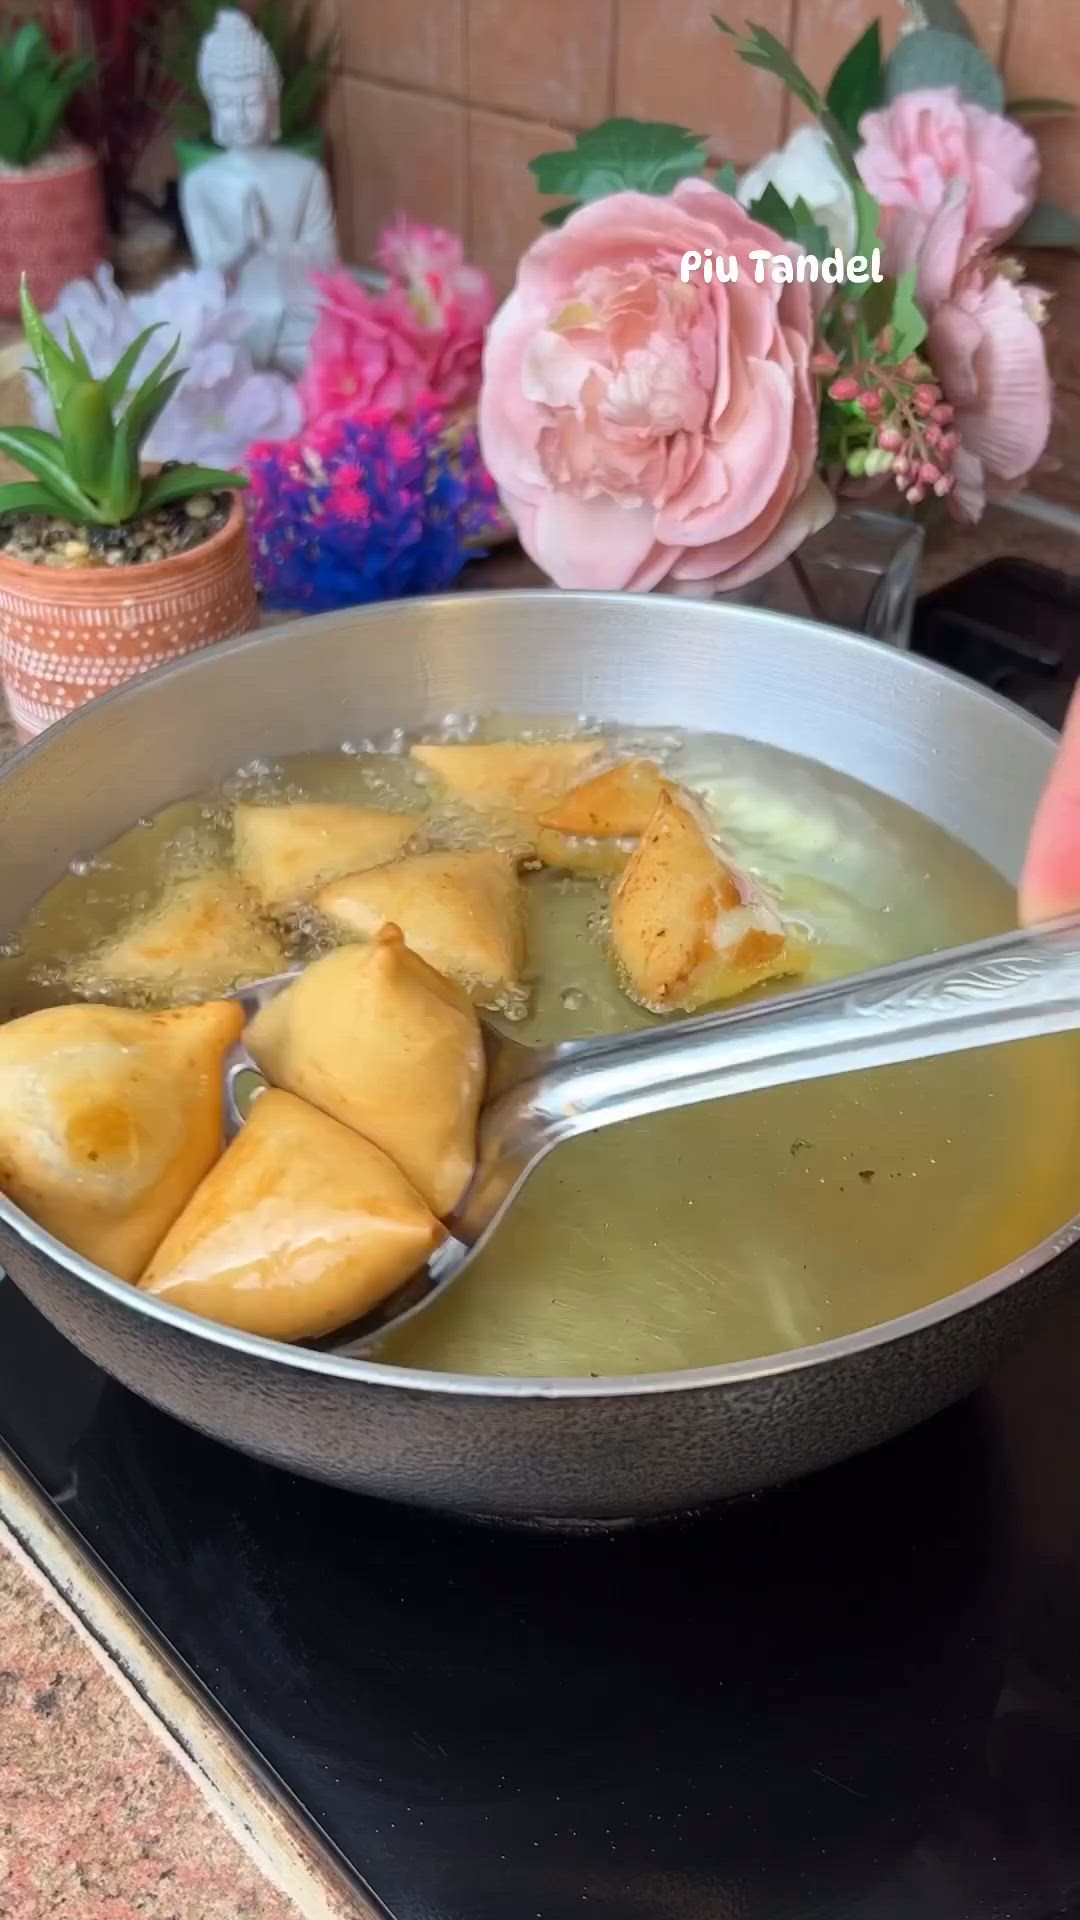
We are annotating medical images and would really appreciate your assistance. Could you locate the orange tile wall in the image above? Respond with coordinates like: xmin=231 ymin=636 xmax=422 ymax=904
xmin=321 ymin=0 xmax=1080 ymax=293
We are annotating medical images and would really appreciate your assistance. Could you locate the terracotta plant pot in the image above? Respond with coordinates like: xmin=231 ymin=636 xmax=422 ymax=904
xmin=0 ymin=496 xmax=259 ymax=743
xmin=0 ymin=142 xmax=107 ymax=318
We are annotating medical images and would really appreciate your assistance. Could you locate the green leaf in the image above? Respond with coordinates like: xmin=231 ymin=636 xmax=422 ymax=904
xmin=747 ymin=179 xmax=798 ymax=239
xmin=138 ymin=465 xmax=248 ymax=514
xmin=859 ymin=273 xmax=897 ymax=342
xmin=19 ymin=279 xmax=79 ymax=416
xmin=103 ymin=326 xmax=165 ymax=408
xmin=0 ymin=480 xmax=74 ymax=519
xmin=1006 ymin=96 xmax=1077 ymax=117
xmin=712 ymin=15 xmax=858 ymax=175
xmin=108 ymin=366 xmax=184 ymax=521
xmin=0 ymin=89 xmax=32 ymax=166
xmin=538 ymin=201 xmax=579 ymax=228
xmin=852 ymin=178 xmax=882 ymax=262
xmin=64 ymin=323 xmax=92 ymax=382
xmin=907 ymin=0 xmax=975 ymax=39
xmin=1012 ymin=200 xmax=1080 ymax=248
xmin=790 ymin=196 xmax=833 ymax=259
xmin=885 ymin=29 xmax=1004 ymax=110
xmin=714 ymin=161 xmax=738 ymax=194
xmin=8 ymin=21 xmax=47 ymax=78
xmin=826 ymin=21 xmax=883 ymax=144
xmin=890 ymin=265 xmax=928 ymax=360
xmin=530 ymin=118 xmax=708 ymax=207
xmin=0 ymin=426 xmax=97 ymax=521
xmin=747 ymin=183 xmax=832 ymax=261
xmin=57 ymin=382 xmax=113 ymax=500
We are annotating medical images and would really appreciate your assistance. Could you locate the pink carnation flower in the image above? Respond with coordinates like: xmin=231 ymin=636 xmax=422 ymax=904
xmin=928 ymin=265 xmax=1052 ymax=521
xmin=299 ymin=219 xmax=495 ymax=426
xmin=478 ymin=182 xmax=830 ymax=593
xmin=857 ymin=89 xmax=1039 ymax=312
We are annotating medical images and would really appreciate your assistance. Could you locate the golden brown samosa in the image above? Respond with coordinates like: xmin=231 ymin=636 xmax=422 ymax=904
xmin=140 ymin=1089 xmax=443 ymax=1342
xmin=611 ymin=787 xmax=809 ymax=1012
xmin=536 ymin=758 xmax=668 ymax=875
xmin=246 ymin=929 xmax=484 ymax=1217
xmin=79 ymin=871 xmax=282 ymax=1000
xmin=410 ymin=740 xmax=600 ymax=849
xmin=0 ymin=999 xmax=242 ymax=1280
xmin=315 ymin=849 xmax=526 ymax=1009
xmin=233 ymin=803 xmax=420 ymax=913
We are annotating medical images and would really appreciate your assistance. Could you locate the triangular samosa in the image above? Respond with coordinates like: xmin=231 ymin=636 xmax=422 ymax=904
xmin=78 ymin=872 xmax=283 ymax=1001
xmin=0 ymin=999 xmax=242 ymax=1280
xmin=611 ymin=787 xmax=809 ymax=1012
xmin=140 ymin=1089 xmax=443 ymax=1343
xmin=233 ymin=803 xmax=420 ymax=913
xmin=315 ymin=850 xmax=527 ymax=1009
xmin=246 ymin=929 xmax=484 ymax=1217
xmin=537 ymin=758 xmax=668 ymax=875
xmin=410 ymin=741 xmax=600 ymax=848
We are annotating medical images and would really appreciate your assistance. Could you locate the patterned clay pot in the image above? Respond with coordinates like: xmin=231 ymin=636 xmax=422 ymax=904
xmin=0 ymin=496 xmax=259 ymax=743
xmin=0 ymin=142 xmax=107 ymax=317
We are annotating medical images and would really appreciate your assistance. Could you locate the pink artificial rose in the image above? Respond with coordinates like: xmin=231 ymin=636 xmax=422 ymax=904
xmin=928 ymin=266 xmax=1052 ymax=521
xmin=857 ymin=89 xmax=1039 ymax=312
xmin=477 ymin=183 xmax=830 ymax=592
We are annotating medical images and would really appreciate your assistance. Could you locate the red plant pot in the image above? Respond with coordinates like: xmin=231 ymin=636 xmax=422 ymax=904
xmin=0 ymin=141 xmax=107 ymax=317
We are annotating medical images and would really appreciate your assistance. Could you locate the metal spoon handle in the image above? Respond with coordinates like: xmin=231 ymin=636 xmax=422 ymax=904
xmin=525 ymin=912 xmax=1080 ymax=1143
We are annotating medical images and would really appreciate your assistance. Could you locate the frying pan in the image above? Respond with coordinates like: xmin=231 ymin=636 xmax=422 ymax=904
xmin=1 ymin=591 xmax=1077 ymax=1523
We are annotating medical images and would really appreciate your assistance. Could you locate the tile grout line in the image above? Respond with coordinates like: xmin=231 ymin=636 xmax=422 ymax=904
xmin=607 ymin=0 xmax=620 ymax=120
xmin=461 ymin=0 xmax=475 ymax=263
xmin=0 ymin=1456 xmax=376 ymax=1920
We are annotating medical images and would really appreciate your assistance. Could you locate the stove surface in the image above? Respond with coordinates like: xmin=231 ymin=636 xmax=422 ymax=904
xmin=4 ymin=1277 xmax=1080 ymax=1920
xmin=3 ymin=562 xmax=1080 ymax=1920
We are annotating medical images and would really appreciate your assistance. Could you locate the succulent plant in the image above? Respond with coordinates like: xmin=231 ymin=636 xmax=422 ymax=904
xmin=0 ymin=280 xmax=248 ymax=528
xmin=0 ymin=19 xmax=95 ymax=168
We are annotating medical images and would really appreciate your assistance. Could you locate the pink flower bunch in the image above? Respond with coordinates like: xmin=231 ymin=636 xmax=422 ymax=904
xmin=821 ymin=344 xmax=959 ymax=505
xmin=299 ymin=217 xmax=496 ymax=427
xmin=855 ymin=89 xmax=1051 ymax=520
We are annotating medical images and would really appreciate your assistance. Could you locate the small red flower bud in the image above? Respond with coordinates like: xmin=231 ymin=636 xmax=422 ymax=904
xmin=828 ymin=375 xmax=860 ymax=402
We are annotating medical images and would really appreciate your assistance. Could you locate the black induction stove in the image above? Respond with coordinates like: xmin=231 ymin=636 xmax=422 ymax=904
xmin=3 ymin=559 xmax=1080 ymax=1920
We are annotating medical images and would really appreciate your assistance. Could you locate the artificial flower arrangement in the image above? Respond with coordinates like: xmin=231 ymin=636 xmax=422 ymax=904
xmin=477 ymin=0 xmax=1073 ymax=594
xmin=247 ymin=216 xmax=509 ymax=611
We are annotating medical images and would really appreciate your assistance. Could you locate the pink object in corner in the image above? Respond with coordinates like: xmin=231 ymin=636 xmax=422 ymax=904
xmin=0 ymin=142 xmax=107 ymax=317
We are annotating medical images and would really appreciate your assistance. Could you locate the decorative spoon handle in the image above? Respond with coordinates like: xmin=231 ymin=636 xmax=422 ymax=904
xmin=511 ymin=913 xmax=1080 ymax=1147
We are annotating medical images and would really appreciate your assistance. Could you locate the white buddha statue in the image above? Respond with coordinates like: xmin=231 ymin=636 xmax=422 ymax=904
xmin=180 ymin=8 xmax=339 ymax=376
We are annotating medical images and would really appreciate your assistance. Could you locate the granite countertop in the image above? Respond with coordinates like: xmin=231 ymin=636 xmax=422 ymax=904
xmin=1 ymin=254 xmax=1079 ymax=1918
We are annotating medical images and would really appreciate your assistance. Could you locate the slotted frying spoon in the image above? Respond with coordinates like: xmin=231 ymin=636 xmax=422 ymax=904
xmin=226 ymin=912 xmax=1080 ymax=1348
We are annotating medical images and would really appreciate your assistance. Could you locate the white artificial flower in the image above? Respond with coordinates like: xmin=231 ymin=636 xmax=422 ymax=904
xmin=28 ymin=264 xmax=302 ymax=471
xmin=737 ymin=124 xmax=857 ymax=254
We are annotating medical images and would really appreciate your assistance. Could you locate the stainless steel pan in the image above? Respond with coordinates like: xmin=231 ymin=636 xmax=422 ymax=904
xmin=1 ymin=591 xmax=1077 ymax=1523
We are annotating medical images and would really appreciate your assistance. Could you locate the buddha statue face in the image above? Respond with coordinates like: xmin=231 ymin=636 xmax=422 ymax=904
xmin=198 ymin=8 xmax=281 ymax=150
